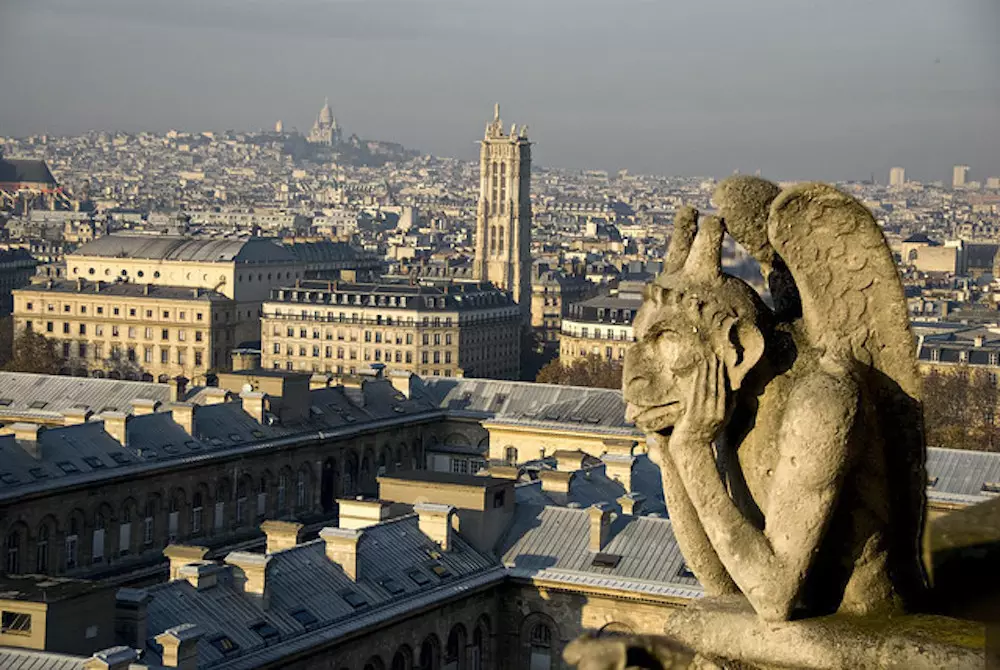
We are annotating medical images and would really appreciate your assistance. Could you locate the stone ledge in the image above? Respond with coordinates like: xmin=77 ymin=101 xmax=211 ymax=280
xmin=661 ymin=595 xmax=985 ymax=669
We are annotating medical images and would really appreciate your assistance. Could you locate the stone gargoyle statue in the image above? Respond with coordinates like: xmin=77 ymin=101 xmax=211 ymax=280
xmin=568 ymin=178 xmax=931 ymax=668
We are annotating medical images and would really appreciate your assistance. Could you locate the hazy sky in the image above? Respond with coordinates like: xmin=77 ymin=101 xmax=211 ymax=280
xmin=1 ymin=0 xmax=997 ymax=182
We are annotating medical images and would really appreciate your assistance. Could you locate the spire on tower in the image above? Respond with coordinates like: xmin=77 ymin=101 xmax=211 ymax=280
xmin=494 ymin=103 xmax=500 ymax=121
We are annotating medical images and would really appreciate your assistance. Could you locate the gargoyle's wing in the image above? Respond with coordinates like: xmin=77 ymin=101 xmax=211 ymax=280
xmin=768 ymin=182 xmax=928 ymax=604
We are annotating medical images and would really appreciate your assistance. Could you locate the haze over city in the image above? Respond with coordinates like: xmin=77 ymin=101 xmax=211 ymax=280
xmin=1 ymin=0 xmax=998 ymax=182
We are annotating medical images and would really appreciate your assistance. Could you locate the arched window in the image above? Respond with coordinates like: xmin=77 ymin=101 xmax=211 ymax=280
xmin=391 ymin=645 xmax=414 ymax=670
xmin=419 ymin=634 xmax=441 ymax=670
xmin=504 ymin=446 xmax=518 ymax=467
xmin=363 ymin=657 xmax=385 ymax=670
xmin=5 ymin=531 xmax=21 ymax=574
xmin=191 ymin=492 xmax=204 ymax=535
xmin=236 ymin=479 xmax=248 ymax=526
xmin=66 ymin=517 xmax=80 ymax=569
xmin=529 ymin=623 xmax=553 ymax=670
xmin=36 ymin=525 xmax=49 ymax=573
xmin=498 ymin=227 xmax=504 ymax=255
xmin=297 ymin=469 xmax=307 ymax=509
xmin=445 ymin=624 xmax=467 ymax=670
xmin=277 ymin=473 xmax=288 ymax=511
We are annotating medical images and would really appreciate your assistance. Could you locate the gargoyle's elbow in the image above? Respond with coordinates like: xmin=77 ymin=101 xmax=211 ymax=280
xmin=750 ymin=593 xmax=795 ymax=622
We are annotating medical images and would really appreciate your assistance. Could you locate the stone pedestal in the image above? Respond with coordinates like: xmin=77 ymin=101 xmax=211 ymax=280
xmin=661 ymin=595 xmax=985 ymax=669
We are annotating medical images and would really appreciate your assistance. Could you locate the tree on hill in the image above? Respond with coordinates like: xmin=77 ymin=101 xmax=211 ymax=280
xmin=4 ymin=327 xmax=65 ymax=375
xmin=536 ymin=354 xmax=623 ymax=390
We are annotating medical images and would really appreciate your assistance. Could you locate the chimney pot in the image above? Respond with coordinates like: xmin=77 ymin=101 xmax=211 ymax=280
xmin=131 ymin=398 xmax=160 ymax=416
xmin=320 ymin=527 xmax=362 ymax=581
xmin=171 ymin=402 xmax=196 ymax=436
xmin=539 ymin=469 xmax=574 ymax=495
xmin=163 ymin=544 xmax=210 ymax=580
xmin=102 ymin=411 xmax=128 ymax=446
xmin=241 ymin=391 xmax=267 ymax=423
xmin=226 ymin=552 xmax=272 ymax=607
xmin=155 ymin=623 xmax=203 ymax=670
xmin=414 ymin=502 xmax=456 ymax=551
xmin=260 ymin=520 xmax=304 ymax=554
xmin=588 ymin=504 xmax=611 ymax=552
xmin=617 ymin=492 xmax=646 ymax=516
xmin=82 ymin=646 xmax=139 ymax=670
xmin=62 ymin=407 xmax=92 ymax=425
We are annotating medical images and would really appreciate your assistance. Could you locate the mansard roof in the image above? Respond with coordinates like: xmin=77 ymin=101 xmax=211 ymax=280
xmin=72 ymin=235 xmax=296 ymax=264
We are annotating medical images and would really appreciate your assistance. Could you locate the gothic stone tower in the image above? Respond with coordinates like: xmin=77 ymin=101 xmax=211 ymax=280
xmin=474 ymin=104 xmax=532 ymax=318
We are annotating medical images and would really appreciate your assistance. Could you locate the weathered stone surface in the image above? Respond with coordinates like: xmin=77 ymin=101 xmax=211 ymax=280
xmin=661 ymin=595 xmax=984 ymax=670
xmin=622 ymin=179 xmax=927 ymax=621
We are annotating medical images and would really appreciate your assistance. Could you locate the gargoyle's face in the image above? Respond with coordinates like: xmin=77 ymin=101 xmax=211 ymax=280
xmin=623 ymin=300 xmax=717 ymax=435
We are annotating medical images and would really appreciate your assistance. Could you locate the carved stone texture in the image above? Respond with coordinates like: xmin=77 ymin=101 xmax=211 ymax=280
xmin=622 ymin=179 xmax=928 ymax=622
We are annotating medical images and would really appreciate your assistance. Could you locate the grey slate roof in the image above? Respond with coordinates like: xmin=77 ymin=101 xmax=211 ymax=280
xmin=0 ymin=378 xmax=440 ymax=501
xmin=16 ymin=280 xmax=228 ymax=302
xmin=143 ymin=514 xmax=499 ymax=669
xmin=71 ymin=235 xmax=296 ymax=264
xmin=926 ymin=446 xmax=1000 ymax=504
xmin=500 ymin=505 xmax=701 ymax=599
xmin=419 ymin=377 xmax=639 ymax=436
xmin=0 ymin=649 xmax=86 ymax=670
xmin=0 ymin=372 xmax=178 ymax=424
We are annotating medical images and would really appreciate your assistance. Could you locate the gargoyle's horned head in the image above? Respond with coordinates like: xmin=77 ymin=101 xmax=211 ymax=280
xmin=623 ymin=208 xmax=771 ymax=436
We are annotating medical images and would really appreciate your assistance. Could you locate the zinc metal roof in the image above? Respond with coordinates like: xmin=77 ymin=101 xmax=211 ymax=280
xmin=71 ymin=235 xmax=296 ymax=264
xmin=144 ymin=514 xmax=498 ymax=668
xmin=0 ymin=649 xmax=86 ymax=670
xmin=514 ymin=456 xmax=666 ymax=516
xmin=420 ymin=377 xmax=638 ymax=435
xmin=0 ymin=371 xmax=176 ymax=423
xmin=499 ymin=505 xmax=698 ymax=592
xmin=925 ymin=446 xmax=1000 ymax=502
xmin=0 ymin=158 xmax=57 ymax=185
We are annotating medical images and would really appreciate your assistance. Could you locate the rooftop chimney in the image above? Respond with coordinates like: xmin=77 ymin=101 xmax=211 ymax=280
xmin=82 ymin=646 xmax=139 ymax=670
xmin=539 ymin=469 xmax=574 ymax=495
xmin=337 ymin=499 xmax=394 ymax=530
xmin=320 ymin=527 xmax=362 ymax=581
xmin=115 ymin=588 xmax=151 ymax=650
xmin=588 ymin=504 xmax=611 ymax=552
xmin=131 ymin=398 xmax=160 ymax=416
xmin=415 ymin=502 xmax=455 ymax=552
xmin=155 ymin=623 xmax=203 ymax=670
xmin=390 ymin=370 xmax=415 ymax=399
xmin=171 ymin=402 xmax=196 ymax=436
xmin=241 ymin=391 xmax=267 ymax=423
xmin=94 ymin=280 xmax=102 ymax=293
xmin=617 ymin=492 xmax=646 ymax=516
xmin=602 ymin=454 xmax=636 ymax=492
xmin=102 ymin=411 xmax=128 ymax=446
xmin=310 ymin=373 xmax=332 ymax=391
xmin=200 ymin=388 xmax=230 ymax=405
xmin=178 ymin=562 xmax=223 ymax=590
xmin=163 ymin=544 xmax=210 ymax=580
xmin=226 ymin=552 xmax=272 ymax=608
xmin=169 ymin=377 xmax=188 ymax=402
xmin=260 ymin=520 xmax=303 ymax=554
xmin=62 ymin=407 xmax=92 ymax=425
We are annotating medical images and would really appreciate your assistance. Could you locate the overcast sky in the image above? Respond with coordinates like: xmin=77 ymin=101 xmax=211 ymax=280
xmin=1 ymin=0 xmax=997 ymax=182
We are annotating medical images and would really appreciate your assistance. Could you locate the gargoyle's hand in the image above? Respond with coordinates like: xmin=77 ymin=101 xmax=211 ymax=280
xmin=670 ymin=353 xmax=726 ymax=451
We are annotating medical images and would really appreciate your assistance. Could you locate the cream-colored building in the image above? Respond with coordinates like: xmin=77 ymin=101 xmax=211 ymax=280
xmin=261 ymin=280 xmax=522 ymax=379
xmin=473 ymin=105 xmax=532 ymax=318
xmin=13 ymin=280 xmax=236 ymax=380
xmin=558 ymin=291 xmax=641 ymax=366
xmin=13 ymin=235 xmax=305 ymax=379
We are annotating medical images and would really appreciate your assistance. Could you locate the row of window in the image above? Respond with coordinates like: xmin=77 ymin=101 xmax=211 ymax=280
xmin=272 ymin=360 xmax=457 ymax=378
xmin=55 ymin=340 xmax=207 ymax=367
xmin=32 ymin=321 xmax=207 ymax=342
xmin=24 ymin=302 xmax=209 ymax=322
xmin=271 ymin=344 xmax=454 ymax=365
xmin=562 ymin=326 xmax=634 ymax=342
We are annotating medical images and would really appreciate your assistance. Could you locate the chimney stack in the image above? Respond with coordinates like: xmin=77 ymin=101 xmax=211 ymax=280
xmin=62 ymin=407 xmax=92 ymax=425
xmin=102 ymin=411 xmax=128 ymax=446
xmin=226 ymin=552 xmax=272 ymax=608
xmin=171 ymin=402 xmax=196 ymax=436
xmin=241 ymin=391 xmax=267 ymax=423
xmin=131 ymin=398 xmax=160 ymax=416
xmin=389 ymin=370 xmax=414 ymax=399
xmin=169 ymin=376 xmax=188 ymax=402
xmin=539 ymin=469 xmax=574 ymax=495
xmin=115 ymin=588 xmax=150 ymax=650
xmin=602 ymin=454 xmax=635 ymax=492
xmin=155 ymin=623 xmax=203 ymax=670
xmin=617 ymin=492 xmax=646 ymax=516
xmin=588 ymin=504 xmax=611 ymax=552
xmin=82 ymin=647 xmax=139 ymax=670
xmin=9 ymin=423 xmax=44 ymax=459
xmin=320 ymin=527 xmax=362 ymax=581
xmin=163 ymin=544 xmax=210 ymax=580
xmin=200 ymin=388 xmax=230 ymax=405
xmin=260 ymin=520 xmax=303 ymax=554
xmin=415 ymin=502 xmax=455 ymax=552
xmin=178 ymin=562 xmax=223 ymax=590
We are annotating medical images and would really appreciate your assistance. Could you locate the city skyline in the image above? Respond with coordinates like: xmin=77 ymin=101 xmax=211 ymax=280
xmin=1 ymin=0 xmax=998 ymax=183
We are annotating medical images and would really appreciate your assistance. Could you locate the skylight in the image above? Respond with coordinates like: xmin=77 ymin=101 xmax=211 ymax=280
xmin=209 ymin=634 xmax=239 ymax=655
xmin=289 ymin=607 xmax=318 ymax=629
xmin=428 ymin=562 xmax=451 ymax=579
xmin=250 ymin=621 xmax=280 ymax=645
xmin=56 ymin=462 xmax=80 ymax=474
xmin=592 ymin=552 xmax=622 ymax=568
xmin=407 ymin=569 xmax=431 ymax=586
xmin=379 ymin=577 xmax=405 ymax=595
xmin=341 ymin=590 xmax=368 ymax=609
xmin=83 ymin=456 xmax=106 ymax=469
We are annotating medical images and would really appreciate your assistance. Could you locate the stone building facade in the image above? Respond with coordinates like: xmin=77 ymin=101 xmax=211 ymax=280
xmin=260 ymin=280 xmax=521 ymax=379
xmin=557 ymin=290 xmax=641 ymax=366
